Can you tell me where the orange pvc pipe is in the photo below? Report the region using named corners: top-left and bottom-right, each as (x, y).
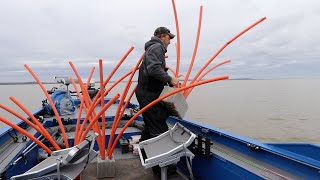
top-left (0, 116), bottom-right (52, 154)
top-left (24, 64), bottom-right (69, 148)
top-left (108, 76), bottom-right (229, 157)
top-left (197, 60), bottom-right (231, 82)
top-left (182, 6), bottom-right (203, 87)
top-left (69, 63), bottom-right (103, 152)
top-left (84, 66), bottom-right (98, 133)
top-left (83, 66), bottom-right (97, 131)
top-left (104, 70), bottom-right (133, 94)
top-left (185, 60), bottom-right (231, 98)
top-left (70, 76), bottom-right (86, 145)
top-left (93, 46), bottom-right (134, 105)
top-left (86, 67), bottom-right (95, 89)
top-left (99, 59), bottom-right (107, 159)
top-left (75, 98), bottom-right (84, 145)
top-left (102, 46), bottom-right (134, 89)
top-left (185, 17), bottom-right (266, 96)
top-left (83, 66), bottom-right (96, 129)
top-left (112, 80), bottom-right (132, 125)
top-left (75, 47), bottom-right (134, 142)
top-left (171, 0), bottom-right (181, 77)
top-left (80, 94), bottom-right (120, 142)
top-left (9, 96), bottom-right (61, 150)
top-left (119, 85), bottom-right (137, 121)
top-left (0, 104), bottom-right (43, 134)
top-left (107, 55), bottom-right (143, 156)
top-left (91, 70), bottom-right (134, 111)
top-left (69, 62), bottom-right (101, 136)
top-left (114, 55), bottom-right (143, 124)
top-left (166, 66), bottom-right (177, 77)
top-left (70, 76), bottom-right (92, 144)
top-left (89, 67), bottom-right (140, 117)
top-left (85, 67), bottom-right (100, 134)
top-left (70, 76), bottom-right (85, 106)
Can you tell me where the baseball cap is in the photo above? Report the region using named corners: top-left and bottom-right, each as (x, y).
top-left (154, 27), bottom-right (175, 39)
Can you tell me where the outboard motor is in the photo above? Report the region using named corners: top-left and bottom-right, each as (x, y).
top-left (44, 77), bottom-right (76, 116)
top-left (51, 89), bottom-right (75, 116)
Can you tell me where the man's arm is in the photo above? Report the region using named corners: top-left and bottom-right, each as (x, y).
top-left (145, 45), bottom-right (172, 83)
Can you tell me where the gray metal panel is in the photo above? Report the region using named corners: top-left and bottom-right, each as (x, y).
top-left (15, 151), bottom-right (97, 180)
top-left (11, 135), bottom-right (97, 180)
top-left (0, 128), bottom-right (37, 173)
top-left (144, 135), bottom-right (181, 158)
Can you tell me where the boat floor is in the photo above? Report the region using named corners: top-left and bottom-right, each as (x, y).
top-left (80, 148), bottom-right (184, 180)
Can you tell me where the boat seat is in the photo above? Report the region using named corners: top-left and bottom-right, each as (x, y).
top-left (11, 134), bottom-right (97, 180)
top-left (138, 122), bottom-right (196, 180)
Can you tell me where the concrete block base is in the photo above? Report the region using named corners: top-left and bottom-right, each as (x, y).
top-left (97, 155), bottom-right (116, 179)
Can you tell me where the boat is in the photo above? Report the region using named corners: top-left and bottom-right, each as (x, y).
top-left (1, 1), bottom-right (320, 179)
top-left (0, 76), bottom-right (319, 180)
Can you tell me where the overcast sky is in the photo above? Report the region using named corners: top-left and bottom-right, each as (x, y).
top-left (0, 0), bottom-right (320, 82)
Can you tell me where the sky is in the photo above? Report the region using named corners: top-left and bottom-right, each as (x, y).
top-left (0, 0), bottom-right (320, 82)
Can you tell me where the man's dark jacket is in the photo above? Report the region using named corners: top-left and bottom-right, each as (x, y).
top-left (135, 36), bottom-right (172, 136)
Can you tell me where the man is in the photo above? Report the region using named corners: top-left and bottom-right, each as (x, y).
top-left (136, 27), bottom-right (179, 142)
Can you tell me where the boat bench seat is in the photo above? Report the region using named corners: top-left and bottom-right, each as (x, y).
top-left (138, 122), bottom-right (196, 180)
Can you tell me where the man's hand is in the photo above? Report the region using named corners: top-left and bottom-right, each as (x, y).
top-left (170, 76), bottom-right (179, 86)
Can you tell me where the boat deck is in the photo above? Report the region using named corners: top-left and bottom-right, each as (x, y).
top-left (81, 148), bottom-right (184, 180)
top-left (209, 140), bottom-right (302, 179)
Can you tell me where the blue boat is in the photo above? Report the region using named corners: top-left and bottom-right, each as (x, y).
top-left (0, 79), bottom-right (319, 180)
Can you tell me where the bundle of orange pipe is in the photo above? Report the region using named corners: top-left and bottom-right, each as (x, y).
top-left (106, 54), bottom-right (143, 158)
top-left (0, 1), bottom-right (267, 162)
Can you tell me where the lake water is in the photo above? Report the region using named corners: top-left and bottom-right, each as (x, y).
top-left (1, 79), bottom-right (319, 143)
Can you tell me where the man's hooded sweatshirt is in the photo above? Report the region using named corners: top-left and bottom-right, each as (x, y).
top-left (135, 36), bottom-right (172, 136)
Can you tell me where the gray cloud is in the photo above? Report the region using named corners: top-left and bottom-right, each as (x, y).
top-left (0, 0), bottom-right (320, 82)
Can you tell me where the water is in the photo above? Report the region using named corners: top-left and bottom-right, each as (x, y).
top-left (1, 79), bottom-right (319, 143)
